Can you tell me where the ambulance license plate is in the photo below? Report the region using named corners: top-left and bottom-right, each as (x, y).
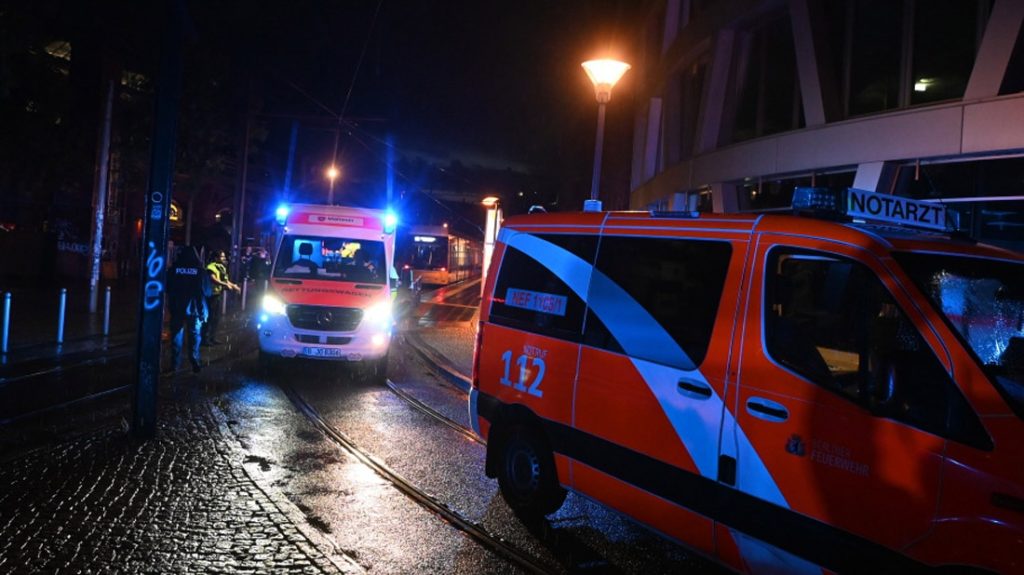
top-left (303, 347), bottom-right (343, 358)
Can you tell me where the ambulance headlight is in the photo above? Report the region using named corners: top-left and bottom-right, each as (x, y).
top-left (262, 294), bottom-right (288, 316)
top-left (364, 301), bottom-right (393, 326)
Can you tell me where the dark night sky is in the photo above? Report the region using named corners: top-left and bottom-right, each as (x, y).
top-left (203, 1), bottom-right (646, 206)
top-left (1, 0), bottom-right (646, 235)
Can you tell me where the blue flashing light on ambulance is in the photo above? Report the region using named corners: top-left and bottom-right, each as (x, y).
top-left (470, 188), bottom-right (1024, 573)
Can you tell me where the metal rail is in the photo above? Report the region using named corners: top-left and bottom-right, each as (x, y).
top-left (281, 383), bottom-right (551, 575)
top-left (383, 379), bottom-right (482, 445)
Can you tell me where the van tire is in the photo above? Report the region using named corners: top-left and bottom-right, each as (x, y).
top-left (496, 424), bottom-right (566, 517)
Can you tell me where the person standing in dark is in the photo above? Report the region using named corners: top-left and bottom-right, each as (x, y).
top-left (203, 250), bottom-right (240, 345)
top-left (167, 246), bottom-right (210, 374)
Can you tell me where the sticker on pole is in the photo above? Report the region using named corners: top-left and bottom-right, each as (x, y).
top-left (505, 288), bottom-right (568, 316)
top-left (847, 188), bottom-right (946, 231)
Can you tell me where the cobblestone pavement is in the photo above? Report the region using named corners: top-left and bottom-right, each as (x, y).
top-left (0, 394), bottom-right (349, 574)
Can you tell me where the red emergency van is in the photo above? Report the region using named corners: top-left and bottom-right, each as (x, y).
top-left (258, 204), bottom-right (397, 380)
top-left (470, 188), bottom-right (1024, 573)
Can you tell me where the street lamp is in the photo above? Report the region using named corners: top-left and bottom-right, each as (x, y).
top-left (326, 165), bottom-right (340, 204)
top-left (582, 58), bottom-right (630, 211)
top-left (481, 196), bottom-right (501, 296)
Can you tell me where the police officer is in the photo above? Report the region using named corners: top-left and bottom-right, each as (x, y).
top-left (203, 250), bottom-right (240, 345)
top-left (167, 246), bottom-right (210, 373)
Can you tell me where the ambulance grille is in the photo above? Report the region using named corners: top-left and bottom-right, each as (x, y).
top-left (286, 305), bottom-right (362, 331)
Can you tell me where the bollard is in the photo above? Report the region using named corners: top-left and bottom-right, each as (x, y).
top-left (103, 286), bottom-right (111, 336)
top-left (57, 288), bottom-right (67, 345)
top-left (221, 289), bottom-right (228, 315)
top-left (262, 279), bottom-right (268, 294)
top-left (409, 269), bottom-right (414, 288)
top-left (2, 292), bottom-right (10, 354)
top-left (241, 279), bottom-right (248, 311)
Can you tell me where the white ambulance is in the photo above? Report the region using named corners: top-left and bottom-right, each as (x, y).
top-left (257, 203), bottom-right (398, 381)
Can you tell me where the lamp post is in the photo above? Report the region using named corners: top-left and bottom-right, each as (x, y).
top-left (326, 165), bottom-right (340, 205)
top-left (582, 59), bottom-right (630, 211)
top-left (481, 196), bottom-right (501, 297)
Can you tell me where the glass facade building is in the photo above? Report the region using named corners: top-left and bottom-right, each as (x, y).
top-left (632, 0), bottom-right (1024, 251)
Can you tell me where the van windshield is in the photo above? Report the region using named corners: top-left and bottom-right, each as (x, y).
top-left (895, 252), bottom-right (1024, 417)
top-left (274, 235), bottom-right (385, 285)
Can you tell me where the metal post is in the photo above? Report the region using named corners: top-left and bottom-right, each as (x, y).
top-left (57, 288), bottom-right (67, 345)
top-left (221, 290), bottom-right (228, 315)
top-left (241, 279), bottom-right (248, 311)
top-left (2, 292), bottom-right (10, 354)
top-left (263, 279), bottom-right (268, 294)
top-left (89, 75), bottom-right (116, 314)
top-left (103, 286), bottom-right (111, 336)
top-left (134, 0), bottom-right (185, 440)
top-left (589, 101), bottom-right (607, 202)
top-left (328, 123), bottom-right (340, 205)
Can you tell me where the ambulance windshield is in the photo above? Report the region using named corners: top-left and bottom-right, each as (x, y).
top-left (274, 235), bottom-right (386, 285)
top-left (896, 253), bottom-right (1024, 416)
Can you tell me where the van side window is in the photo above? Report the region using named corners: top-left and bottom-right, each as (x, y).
top-left (489, 235), bottom-right (596, 342)
top-left (584, 237), bottom-right (731, 368)
top-left (765, 248), bottom-right (990, 449)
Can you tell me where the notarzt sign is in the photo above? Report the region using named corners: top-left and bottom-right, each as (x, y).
top-left (847, 188), bottom-right (946, 231)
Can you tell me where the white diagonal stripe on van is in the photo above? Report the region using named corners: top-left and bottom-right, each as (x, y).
top-left (502, 231), bottom-right (789, 507)
top-left (589, 270), bottom-right (697, 370)
top-left (627, 358), bottom-right (721, 478)
top-left (502, 230), bottom-right (595, 297)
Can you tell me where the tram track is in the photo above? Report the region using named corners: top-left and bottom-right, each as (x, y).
top-left (281, 381), bottom-right (552, 575)
top-left (382, 378), bottom-right (482, 445)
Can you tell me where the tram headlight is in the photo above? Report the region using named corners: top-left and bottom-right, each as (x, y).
top-left (262, 293), bottom-right (288, 316)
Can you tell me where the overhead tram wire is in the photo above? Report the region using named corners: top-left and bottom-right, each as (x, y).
top-left (265, 75), bottom-right (492, 235)
top-left (338, 0), bottom-right (385, 121)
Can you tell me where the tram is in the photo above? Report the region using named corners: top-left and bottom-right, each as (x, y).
top-left (399, 225), bottom-right (483, 286)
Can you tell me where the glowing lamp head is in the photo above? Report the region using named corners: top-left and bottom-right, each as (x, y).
top-left (582, 59), bottom-right (631, 104)
top-left (274, 205), bottom-right (290, 226)
top-left (383, 210), bottom-right (398, 234)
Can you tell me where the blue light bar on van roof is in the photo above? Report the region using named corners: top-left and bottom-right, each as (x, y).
top-left (650, 210), bottom-right (700, 219)
top-left (792, 187), bottom-right (948, 232)
top-left (792, 187), bottom-right (846, 213)
top-left (383, 210), bottom-right (398, 234)
top-left (275, 204), bottom-right (290, 225)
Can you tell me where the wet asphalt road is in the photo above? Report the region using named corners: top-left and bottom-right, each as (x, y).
top-left (0, 289), bottom-right (729, 574)
top-left (216, 338), bottom-right (725, 574)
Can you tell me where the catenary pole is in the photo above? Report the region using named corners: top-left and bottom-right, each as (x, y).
top-left (133, 0), bottom-right (184, 439)
top-left (88, 75), bottom-right (115, 313)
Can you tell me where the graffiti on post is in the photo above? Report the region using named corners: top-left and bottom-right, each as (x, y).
top-left (143, 241), bottom-right (164, 310)
top-left (150, 191), bottom-right (164, 220)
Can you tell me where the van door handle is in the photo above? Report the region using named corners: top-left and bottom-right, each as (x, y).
top-left (746, 398), bottom-right (789, 422)
top-left (677, 378), bottom-right (713, 400)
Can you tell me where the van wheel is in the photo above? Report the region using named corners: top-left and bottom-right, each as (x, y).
top-left (497, 425), bottom-right (566, 517)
